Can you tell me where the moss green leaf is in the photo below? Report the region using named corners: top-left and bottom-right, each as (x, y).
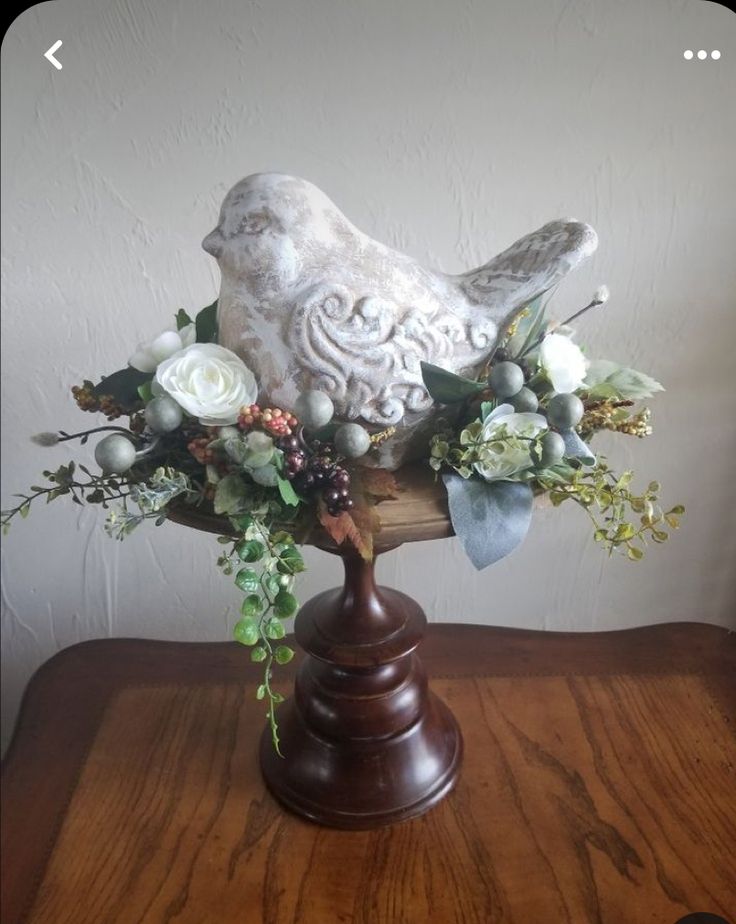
top-left (420, 362), bottom-right (485, 404)
top-left (233, 617), bottom-right (259, 646)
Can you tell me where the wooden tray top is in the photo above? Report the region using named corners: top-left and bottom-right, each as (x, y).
top-left (167, 462), bottom-right (453, 549)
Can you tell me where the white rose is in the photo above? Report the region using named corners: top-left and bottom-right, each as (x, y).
top-left (539, 333), bottom-right (588, 393)
top-left (155, 343), bottom-right (258, 426)
top-left (474, 404), bottom-right (548, 482)
top-left (129, 324), bottom-right (196, 373)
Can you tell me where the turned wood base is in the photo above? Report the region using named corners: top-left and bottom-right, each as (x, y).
top-left (259, 550), bottom-right (463, 829)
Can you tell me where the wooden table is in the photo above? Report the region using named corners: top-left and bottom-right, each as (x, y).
top-left (2, 623), bottom-right (735, 923)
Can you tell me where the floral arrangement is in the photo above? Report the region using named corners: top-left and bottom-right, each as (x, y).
top-left (420, 287), bottom-right (683, 569)
top-left (2, 288), bottom-right (682, 751)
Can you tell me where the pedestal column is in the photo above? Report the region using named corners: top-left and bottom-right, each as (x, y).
top-left (259, 548), bottom-right (463, 829)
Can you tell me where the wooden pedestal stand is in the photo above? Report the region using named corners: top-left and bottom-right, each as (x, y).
top-left (169, 465), bottom-right (463, 829)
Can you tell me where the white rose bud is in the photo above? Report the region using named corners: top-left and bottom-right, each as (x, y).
top-left (129, 323), bottom-right (196, 373)
top-left (154, 343), bottom-right (258, 426)
top-left (474, 405), bottom-right (548, 482)
top-left (539, 333), bottom-right (588, 394)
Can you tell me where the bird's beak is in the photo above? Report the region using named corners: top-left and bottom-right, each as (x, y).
top-left (202, 229), bottom-right (223, 258)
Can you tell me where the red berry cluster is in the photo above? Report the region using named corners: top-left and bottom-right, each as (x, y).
top-left (237, 404), bottom-right (298, 438)
top-left (188, 436), bottom-right (215, 465)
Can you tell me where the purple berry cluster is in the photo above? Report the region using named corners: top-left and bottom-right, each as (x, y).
top-left (277, 437), bottom-right (354, 516)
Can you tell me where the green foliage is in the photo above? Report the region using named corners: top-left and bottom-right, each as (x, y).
top-left (1, 461), bottom-right (191, 539)
top-left (137, 380), bottom-right (154, 403)
top-left (175, 308), bottom-right (193, 330)
top-left (537, 458), bottom-right (683, 559)
top-left (276, 545), bottom-right (305, 574)
top-left (420, 362), bottom-right (485, 404)
top-left (214, 474), bottom-right (248, 515)
top-left (129, 468), bottom-right (192, 514)
top-left (277, 475), bottom-right (299, 507)
top-left (274, 645), bottom-right (294, 665)
top-left (195, 300), bottom-right (218, 343)
top-left (234, 568), bottom-right (260, 593)
top-left (584, 360), bottom-right (664, 400)
top-left (236, 539), bottom-right (265, 563)
top-left (504, 295), bottom-right (546, 359)
top-left (218, 516), bottom-right (302, 755)
top-left (92, 367), bottom-right (151, 406)
top-left (234, 617), bottom-right (259, 646)
top-left (240, 594), bottom-right (263, 618)
top-left (274, 590), bottom-right (298, 619)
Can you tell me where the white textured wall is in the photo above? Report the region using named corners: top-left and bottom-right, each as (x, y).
top-left (2, 0), bottom-right (735, 751)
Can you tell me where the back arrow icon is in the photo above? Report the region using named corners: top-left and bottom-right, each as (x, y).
top-left (44, 40), bottom-right (63, 70)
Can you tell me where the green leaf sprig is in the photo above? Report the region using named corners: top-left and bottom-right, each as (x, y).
top-left (536, 459), bottom-right (683, 559)
top-left (217, 514), bottom-right (305, 755)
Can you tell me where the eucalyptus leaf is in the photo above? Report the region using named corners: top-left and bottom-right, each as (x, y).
top-left (420, 362), bottom-right (485, 404)
top-left (560, 430), bottom-right (596, 466)
top-left (442, 474), bottom-right (533, 570)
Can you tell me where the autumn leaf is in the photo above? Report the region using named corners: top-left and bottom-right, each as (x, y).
top-left (317, 497), bottom-right (379, 560)
top-left (357, 467), bottom-right (399, 501)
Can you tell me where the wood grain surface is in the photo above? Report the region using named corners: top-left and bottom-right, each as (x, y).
top-left (167, 462), bottom-right (455, 549)
top-left (2, 623), bottom-right (735, 924)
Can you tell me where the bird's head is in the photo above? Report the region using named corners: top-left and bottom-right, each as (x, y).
top-left (203, 173), bottom-right (353, 299)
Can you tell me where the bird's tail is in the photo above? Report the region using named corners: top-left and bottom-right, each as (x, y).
top-left (458, 219), bottom-right (598, 326)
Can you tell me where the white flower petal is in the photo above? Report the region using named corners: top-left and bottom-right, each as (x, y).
top-left (540, 333), bottom-right (588, 394)
top-left (154, 342), bottom-right (258, 427)
top-left (474, 407), bottom-right (548, 482)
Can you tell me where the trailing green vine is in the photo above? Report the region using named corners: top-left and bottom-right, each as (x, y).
top-left (216, 514), bottom-right (303, 754)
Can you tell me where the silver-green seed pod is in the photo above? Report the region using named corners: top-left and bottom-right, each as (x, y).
top-left (510, 386), bottom-right (539, 413)
top-left (489, 362), bottom-right (525, 398)
top-left (94, 434), bottom-right (137, 474)
top-left (144, 395), bottom-right (183, 433)
top-left (540, 431), bottom-right (566, 467)
top-left (294, 390), bottom-right (335, 431)
top-left (547, 393), bottom-right (584, 429)
top-left (334, 422), bottom-right (371, 458)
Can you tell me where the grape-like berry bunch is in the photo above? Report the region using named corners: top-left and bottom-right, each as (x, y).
top-left (279, 437), bottom-right (354, 516)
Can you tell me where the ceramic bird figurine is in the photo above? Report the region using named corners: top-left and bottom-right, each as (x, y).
top-left (203, 173), bottom-right (597, 468)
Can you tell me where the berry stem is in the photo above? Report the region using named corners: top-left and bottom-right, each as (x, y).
top-left (58, 425), bottom-right (142, 443)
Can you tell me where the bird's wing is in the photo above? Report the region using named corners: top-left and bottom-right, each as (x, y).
top-left (287, 283), bottom-right (466, 426)
top-left (459, 220), bottom-right (598, 323)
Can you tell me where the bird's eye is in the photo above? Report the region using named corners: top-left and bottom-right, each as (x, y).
top-left (236, 210), bottom-right (271, 236)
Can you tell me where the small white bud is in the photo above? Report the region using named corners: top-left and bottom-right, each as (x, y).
top-left (31, 432), bottom-right (60, 447)
top-left (593, 285), bottom-right (610, 305)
